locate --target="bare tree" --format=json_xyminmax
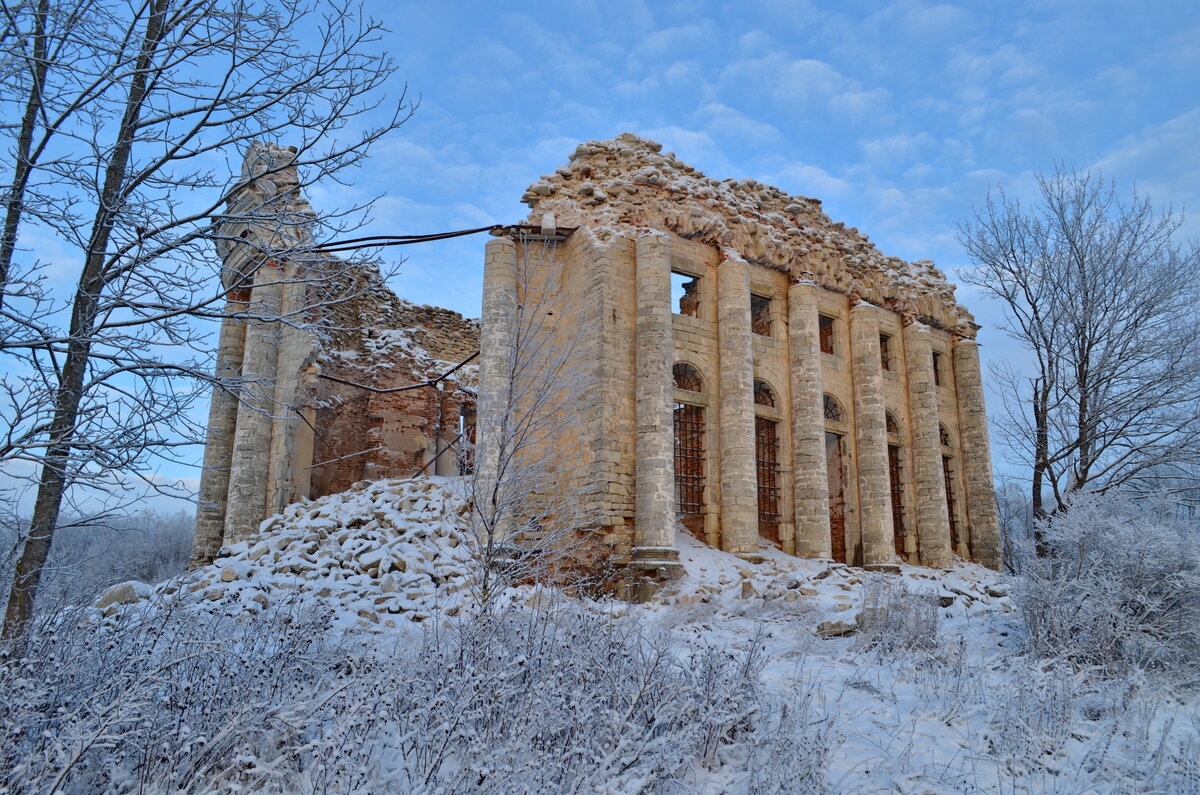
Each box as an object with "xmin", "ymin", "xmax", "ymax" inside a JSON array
[
  {"xmin": 0, "ymin": 0, "xmax": 410, "ymax": 639},
  {"xmin": 467, "ymin": 231, "xmax": 591, "ymax": 609},
  {"xmin": 958, "ymin": 167, "xmax": 1200, "ymax": 518}
]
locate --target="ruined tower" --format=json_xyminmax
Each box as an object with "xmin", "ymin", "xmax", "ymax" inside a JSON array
[{"xmin": 191, "ymin": 144, "xmax": 479, "ymax": 566}]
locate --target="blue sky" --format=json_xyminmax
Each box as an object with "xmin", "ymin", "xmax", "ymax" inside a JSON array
[
  {"xmin": 324, "ymin": 0, "xmax": 1199, "ymax": 330},
  {"xmin": 11, "ymin": 0, "xmax": 1195, "ymax": 511},
  {"xmin": 301, "ymin": 0, "xmax": 1198, "ymax": 480}
]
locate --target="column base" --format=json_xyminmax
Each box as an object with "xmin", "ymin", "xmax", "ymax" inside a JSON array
[
  {"xmin": 629, "ymin": 546, "xmax": 685, "ymax": 580},
  {"xmin": 864, "ymin": 563, "xmax": 902, "ymax": 575}
]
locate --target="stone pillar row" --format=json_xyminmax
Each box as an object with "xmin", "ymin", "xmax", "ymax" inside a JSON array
[
  {"xmin": 787, "ymin": 278, "xmax": 831, "ymax": 558},
  {"xmin": 223, "ymin": 263, "xmax": 284, "ymax": 545},
  {"xmin": 474, "ymin": 237, "xmax": 519, "ymax": 544},
  {"xmin": 953, "ymin": 338, "xmax": 1002, "ymax": 570},
  {"xmin": 903, "ymin": 320, "xmax": 953, "ymax": 568},
  {"xmin": 715, "ymin": 252, "xmax": 760, "ymax": 560},
  {"xmin": 631, "ymin": 232, "xmax": 681, "ymax": 573},
  {"xmin": 190, "ymin": 287, "xmax": 250, "ymax": 565},
  {"xmin": 849, "ymin": 303, "xmax": 895, "ymax": 566}
]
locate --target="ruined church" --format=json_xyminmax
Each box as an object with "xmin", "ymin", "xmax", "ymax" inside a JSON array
[
  {"xmin": 195, "ymin": 134, "xmax": 1001, "ymax": 574},
  {"xmin": 475, "ymin": 134, "xmax": 1000, "ymax": 574}
]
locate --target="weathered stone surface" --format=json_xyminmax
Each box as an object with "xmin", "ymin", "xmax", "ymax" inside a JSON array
[
  {"xmin": 192, "ymin": 145, "xmax": 478, "ymax": 566},
  {"xmin": 95, "ymin": 581, "xmax": 147, "ymax": 609}
]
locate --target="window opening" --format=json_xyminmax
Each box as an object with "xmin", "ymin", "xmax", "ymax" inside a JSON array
[
  {"xmin": 939, "ymin": 423, "xmax": 952, "ymax": 448},
  {"xmin": 673, "ymin": 362, "xmax": 703, "ymax": 392},
  {"xmin": 932, "ymin": 351, "xmax": 943, "ymax": 386},
  {"xmin": 750, "ymin": 293, "xmax": 772, "ymax": 336},
  {"xmin": 880, "ymin": 333, "xmax": 892, "ymax": 370},
  {"xmin": 674, "ymin": 402, "xmax": 705, "ymax": 539},
  {"xmin": 885, "ymin": 410, "xmax": 900, "ymax": 436},
  {"xmin": 819, "ymin": 315, "xmax": 835, "ymax": 355},
  {"xmin": 756, "ymin": 417, "xmax": 781, "ymax": 544},
  {"xmin": 753, "ymin": 379, "xmax": 776, "ymax": 407},
  {"xmin": 823, "ymin": 394, "xmax": 844, "ymax": 423},
  {"xmin": 671, "ymin": 271, "xmax": 700, "ymax": 318}
]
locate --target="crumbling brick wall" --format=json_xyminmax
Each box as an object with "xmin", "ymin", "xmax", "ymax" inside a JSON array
[{"xmin": 191, "ymin": 141, "xmax": 479, "ymax": 566}]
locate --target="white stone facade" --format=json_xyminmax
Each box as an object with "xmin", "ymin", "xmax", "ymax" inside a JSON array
[{"xmin": 476, "ymin": 134, "xmax": 1002, "ymax": 572}]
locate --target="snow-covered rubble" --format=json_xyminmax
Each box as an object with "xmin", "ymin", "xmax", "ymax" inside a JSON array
[
  {"xmin": 100, "ymin": 479, "xmax": 1013, "ymax": 640},
  {"xmin": 102, "ymin": 477, "xmax": 478, "ymax": 631},
  {"xmin": 647, "ymin": 530, "xmax": 1014, "ymax": 638}
]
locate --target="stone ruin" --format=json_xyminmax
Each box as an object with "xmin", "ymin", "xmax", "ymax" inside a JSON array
[
  {"xmin": 191, "ymin": 142, "xmax": 478, "ymax": 566},
  {"xmin": 195, "ymin": 134, "xmax": 1001, "ymax": 576},
  {"xmin": 474, "ymin": 133, "xmax": 1001, "ymax": 575}
]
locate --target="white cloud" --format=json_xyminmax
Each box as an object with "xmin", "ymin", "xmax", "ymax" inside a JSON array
[{"xmin": 771, "ymin": 162, "xmax": 853, "ymax": 198}]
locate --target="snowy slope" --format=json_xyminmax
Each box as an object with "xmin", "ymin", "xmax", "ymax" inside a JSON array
[{"xmin": 85, "ymin": 476, "xmax": 1198, "ymax": 794}]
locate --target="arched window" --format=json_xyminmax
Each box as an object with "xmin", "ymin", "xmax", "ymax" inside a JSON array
[
  {"xmin": 885, "ymin": 410, "xmax": 900, "ymax": 436},
  {"xmin": 823, "ymin": 394, "xmax": 845, "ymax": 423},
  {"xmin": 673, "ymin": 362, "xmax": 704, "ymax": 393},
  {"xmin": 753, "ymin": 379, "xmax": 777, "ymax": 407}
]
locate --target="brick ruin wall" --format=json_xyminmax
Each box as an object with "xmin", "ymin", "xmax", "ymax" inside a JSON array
[
  {"xmin": 307, "ymin": 287, "xmax": 480, "ymax": 498},
  {"xmin": 192, "ymin": 141, "xmax": 479, "ymax": 563}
]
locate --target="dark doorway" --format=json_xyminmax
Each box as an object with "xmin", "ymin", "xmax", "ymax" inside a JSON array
[
  {"xmin": 825, "ymin": 431, "xmax": 847, "ymax": 563},
  {"xmin": 755, "ymin": 417, "xmax": 781, "ymax": 544},
  {"xmin": 674, "ymin": 402, "xmax": 705, "ymax": 540},
  {"xmin": 943, "ymin": 455, "xmax": 959, "ymax": 553},
  {"xmin": 888, "ymin": 444, "xmax": 906, "ymax": 559}
]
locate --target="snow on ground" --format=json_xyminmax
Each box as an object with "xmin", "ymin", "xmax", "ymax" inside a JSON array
[
  {"xmin": 90, "ymin": 476, "xmax": 1198, "ymax": 793},
  {"xmin": 112, "ymin": 477, "xmax": 478, "ymax": 632}
]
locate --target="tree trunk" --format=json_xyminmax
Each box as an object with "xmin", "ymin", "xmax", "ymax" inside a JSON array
[
  {"xmin": 1031, "ymin": 376, "xmax": 1050, "ymax": 556},
  {"xmin": 0, "ymin": 0, "xmax": 50, "ymax": 310},
  {"xmin": 1, "ymin": 0, "xmax": 167, "ymax": 641}
]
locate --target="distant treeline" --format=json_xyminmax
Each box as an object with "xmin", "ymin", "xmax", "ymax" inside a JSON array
[{"xmin": 1, "ymin": 511, "xmax": 194, "ymax": 613}]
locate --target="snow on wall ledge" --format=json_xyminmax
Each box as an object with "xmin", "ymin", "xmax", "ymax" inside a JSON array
[{"xmin": 522, "ymin": 132, "xmax": 976, "ymax": 336}]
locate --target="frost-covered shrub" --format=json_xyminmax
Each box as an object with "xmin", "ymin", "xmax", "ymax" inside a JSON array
[
  {"xmin": 0, "ymin": 509, "xmax": 194, "ymax": 615},
  {"xmin": 0, "ymin": 597, "xmax": 346, "ymax": 793},
  {"xmin": 0, "ymin": 595, "xmax": 829, "ymax": 793},
  {"xmin": 854, "ymin": 574, "xmax": 940, "ymax": 657},
  {"xmin": 1011, "ymin": 492, "xmax": 1200, "ymax": 677},
  {"xmin": 378, "ymin": 602, "xmax": 828, "ymax": 793}
]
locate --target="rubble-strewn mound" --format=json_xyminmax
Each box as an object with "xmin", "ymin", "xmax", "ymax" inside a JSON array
[
  {"xmin": 522, "ymin": 132, "xmax": 975, "ymax": 335},
  {"xmin": 102, "ymin": 476, "xmax": 1013, "ymax": 638},
  {"xmin": 123, "ymin": 477, "xmax": 478, "ymax": 630}
]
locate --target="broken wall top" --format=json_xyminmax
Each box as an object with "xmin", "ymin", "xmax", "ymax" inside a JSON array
[
  {"xmin": 521, "ymin": 133, "xmax": 976, "ymax": 336},
  {"xmin": 220, "ymin": 142, "xmax": 480, "ymax": 379}
]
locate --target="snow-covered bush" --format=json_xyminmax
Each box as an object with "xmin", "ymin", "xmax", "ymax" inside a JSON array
[
  {"xmin": 0, "ymin": 509, "xmax": 194, "ymax": 615},
  {"xmin": 0, "ymin": 596, "xmax": 346, "ymax": 792},
  {"xmin": 1011, "ymin": 492, "xmax": 1200, "ymax": 678},
  {"xmin": 0, "ymin": 592, "xmax": 829, "ymax": 793},
  {"xmin": 853, "ymin": 574, "xmax": 940, "ymax": 657},
  {"xmin": 375, "ymin": 600, "xmax": 828, "ymax": 792}
]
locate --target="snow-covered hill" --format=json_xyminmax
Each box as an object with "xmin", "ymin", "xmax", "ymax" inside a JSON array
[{"xmin": 18, "ymin": 477, "xmax": 1198, "ymax": 793}]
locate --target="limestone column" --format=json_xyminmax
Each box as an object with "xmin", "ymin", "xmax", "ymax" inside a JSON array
[
  {"xmin": 953, "ymin": 337, "xmax": 1002, "ymax": 570},
  {"xmin": 631, "ymin": 232, "xmax": 680, "ymax": 573},
  {"xmin": 265, "ymin": 262, "xmax": 308, "ymax": 517},
  {"xmin": 787, "ymin": 277, "xmax": 831, "ymax": 558},
  {"xmin": 191, "ymin": 287, "xmax": 250, "ymax": 565},
  {"xmin": 224, "ymin": 262, "xmax": 284, "ymax": 544},
  {"xmin": 850, "ymin": 303, "xmax": 896, "ymax": 566},
  {"xmin": 474, "ymin": 236, "xmax": 519, "ymax": 541},
  {"xmin": 902, "ymin": 320, "xmax": 953, "ymax": 567},
  {"xmin": 717, "ymin": 252, "xmax": 759, "ymax": 558}
]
